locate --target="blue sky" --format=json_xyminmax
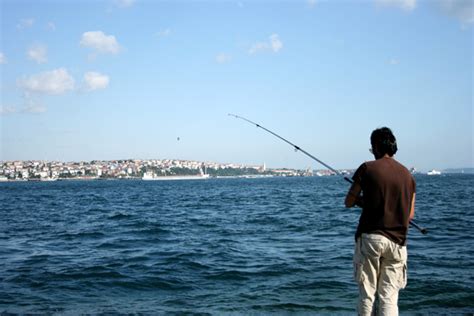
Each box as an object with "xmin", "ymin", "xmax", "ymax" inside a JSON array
[{"xmin": 1, "ymin": 0, "xmax": 472, "ymax": 171}]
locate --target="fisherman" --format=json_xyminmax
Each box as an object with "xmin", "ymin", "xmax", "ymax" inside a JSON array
[{"xmin": 345, "ymin": 127, "xmax": 416, "ymax": 316}]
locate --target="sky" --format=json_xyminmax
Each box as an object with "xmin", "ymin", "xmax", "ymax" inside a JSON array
[{"xmin": 0, "ymin": 0, "xmax": 472, "ymax": 171}]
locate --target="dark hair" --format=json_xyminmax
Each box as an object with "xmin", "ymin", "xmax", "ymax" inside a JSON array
[{"xmin": 370, "ymin": 127, "xmax": 398, "ymax": 156}]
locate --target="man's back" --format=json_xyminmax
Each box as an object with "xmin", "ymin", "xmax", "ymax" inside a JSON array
[{"xmin": 354, "ymin": 156, "xmax": 416, "ymax": 245}]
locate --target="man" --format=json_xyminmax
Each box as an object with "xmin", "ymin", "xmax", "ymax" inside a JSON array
[{"xmin": 345, "ymin": 127, "xmax": 416, "ymax": 316}]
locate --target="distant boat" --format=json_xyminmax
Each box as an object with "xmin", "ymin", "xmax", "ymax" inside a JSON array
[
  {"xmin": 427, "ymin": 169, "xmax": 442, "ymax": 176},
  {"xmin": 0, "ymin": 176, "xmax": 8, "ymax": 182},
  {"xmin": 142, "ymin": 167, "xmax": 210, "ymax": 181},
  {"xmin": 142, "ymin": 173, "xmax": 210, "ymax": 181}
]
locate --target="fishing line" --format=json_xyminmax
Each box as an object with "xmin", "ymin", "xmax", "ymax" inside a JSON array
[{"xmin": 229, "ymin": 113, "xmax": 428, "ymax": 235}]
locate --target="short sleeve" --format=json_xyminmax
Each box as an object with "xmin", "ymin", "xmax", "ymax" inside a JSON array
[{"xmin": 352, "ymin": 163, "xmax": 367, "ymax": 185}]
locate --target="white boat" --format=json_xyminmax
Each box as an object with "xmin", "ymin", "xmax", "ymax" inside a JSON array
[
  {"xmin": 142, "ymin": 173, "xmax": 210, "ymax": 181},
  {"xmin": 142, "ymin": 167, "xmax": 210, "ymax": 181},
  {"xmin": 427, "ymin": 169, "xmax": 442, "ymax": 175},
  {"xmin": 0, "ymin": 176, "xmax": 8, "ymax": 182}
]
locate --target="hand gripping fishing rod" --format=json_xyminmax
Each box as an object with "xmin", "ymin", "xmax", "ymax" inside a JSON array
[{"xmin": 229, "ymin": 113, "xmax": 428, "ymax": 235}]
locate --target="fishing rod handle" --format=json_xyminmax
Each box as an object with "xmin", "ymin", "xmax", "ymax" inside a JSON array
[{"xmin": 409, "ymin": 220, "xmax": 428, "ymax": 235}]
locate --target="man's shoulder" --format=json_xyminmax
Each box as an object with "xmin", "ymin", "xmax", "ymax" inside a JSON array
[
  {"xmin": 390, "ymin": 159, "xmax": 412, "ymax": 174},
  {"xmin": 368, "ymin": 158, "xmax": 413, "ymax": 175}
]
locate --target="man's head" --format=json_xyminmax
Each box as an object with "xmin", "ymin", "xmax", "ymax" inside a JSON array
[{"xmin": 370, "ymin": 127, "xmax": 398, "ymax": 158}]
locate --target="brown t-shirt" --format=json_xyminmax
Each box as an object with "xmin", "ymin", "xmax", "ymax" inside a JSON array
[{"xmin": 353, "ymin": 157, "xmax": 416, "ymax": 246}]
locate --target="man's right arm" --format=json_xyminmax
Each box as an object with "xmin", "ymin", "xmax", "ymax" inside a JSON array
[
  {"xmin": 345, "ymin": 181, "xmax": 362, "ymax": 208},
  {"xmin": 345, "ymin": 163, "xmax": 366, "ymax": 208}
]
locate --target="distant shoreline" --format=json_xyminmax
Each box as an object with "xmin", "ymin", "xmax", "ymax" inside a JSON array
[{"xmin": 1, "ymin": 172, "xmax": 472, "ymax": 184}]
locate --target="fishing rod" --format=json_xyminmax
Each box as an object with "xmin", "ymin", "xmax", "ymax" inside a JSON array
[{"xmin": 229, "ymin": 113, "xmax": 428, "ymax": 235}]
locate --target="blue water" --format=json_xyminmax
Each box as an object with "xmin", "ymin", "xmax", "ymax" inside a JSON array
[{"xmin": 1, "ymin": 175, "xmax": 473, "ymax": 314}]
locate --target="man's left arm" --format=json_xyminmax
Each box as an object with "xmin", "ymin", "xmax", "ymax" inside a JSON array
[{"xmin": 409, "ymin": 193, "xmax": 416, "ymax": 220}]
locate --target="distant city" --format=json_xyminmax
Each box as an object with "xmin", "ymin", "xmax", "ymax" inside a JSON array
[
  {"xmin": 0, "ymin": 159, "xmax": 351, "ymax": 182},
  {"xmin": 0, "ymin": 159, "xmax": 471, "ymax": 182}
]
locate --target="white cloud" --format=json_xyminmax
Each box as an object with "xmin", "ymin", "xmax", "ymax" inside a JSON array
[
  {"xmin": 249, "ymin": 34, "xmax": 283, "ymax": 54},
  {"xmin": 374, "ymin": 0, "xmax": 417, "ymax": 11},
  {"xmin": 115, "ymin": 0, "xmax": 136, "ymax": 8},
  {"xmin": 0, "ymin": 52, "xmax": 6, "ymax": 64},
  {"xmin": 17, "ymin": 18, "xmax": 35, "ymax": 29},
  {"xmin": 249, "ymin": 41, "xmax": 269, "ymax": 55},
  {"xmin": 0, "ymin": 105, "xmax": 17, "ymax": 115},
  {"xmin": 438, "ymin": 0, "xmax": 474, "ymax": 24},
  {"xmin": 80, "ymin": 31, "xmax": 120, "ymax": 54},
  {"xmin": 0, "ymin": 102, "xmax": 47, "ymax": 115},
  {"xmin": 389, "ymin": 58, "xmax": 400, "ymax": 65},
  {"xmin": 307, "ymin": 0, "xmax": 318, "ymax": 8},
  {"xmin": 21, "ymin": 96, "xmax": 46, "ymax": 114},
  {"xmin": 18, "ymin": 68, "xmax": 75, "ymax": 95},
  {"xmin": 269, "ymin": 34, "xmax": 283, "ymax": 52},
  {"xmin": 216, "ymin": 53, "xmax": 232, "ymax": 64},
  {"xmin": 23, "ymin": 101, "xmax": 47, "ymax": 114},
  {"xmin": 157, "ymin": 28, "xmax": 172, "ymax": 37},
  {"xmin": 47, "ymin": 22, "xmax": 56, "ymax": 31},
  {"xmin": 28, "ymin": 43, "xmax": 48, "ymax": 64},
  {"xmin": 83, "ymin": 72, "xmax": 110, "ymax": 91}
]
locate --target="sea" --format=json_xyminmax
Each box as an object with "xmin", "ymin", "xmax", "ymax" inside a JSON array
[{"xmin": 1, "ymin": 174, "xmax": 473, "ymax": 315}]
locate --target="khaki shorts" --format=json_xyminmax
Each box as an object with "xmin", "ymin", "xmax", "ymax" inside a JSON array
[{"xmin": 354, "ymin": 233, "xmax": 407, "ymax": 316}]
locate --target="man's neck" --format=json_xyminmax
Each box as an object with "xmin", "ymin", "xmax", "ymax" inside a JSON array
[{"xmin": 375, "ymin": 154, "xmax": 392, "ymax": 160}]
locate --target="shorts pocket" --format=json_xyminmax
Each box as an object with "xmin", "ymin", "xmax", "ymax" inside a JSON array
[
  {"xmin": 394, "ymin": 245, "xmax": 407, "ymax": 262},
  {"xmin": 354, "ymin": 261, "xmax": 365, "ymax": 285},
  {"xmin": 398, "ymin": 263, "xmax": 407, "ymax": 289},
  {"xmin": 354, "ymin": 239, "xmax": 364, "ymax": 284}
]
